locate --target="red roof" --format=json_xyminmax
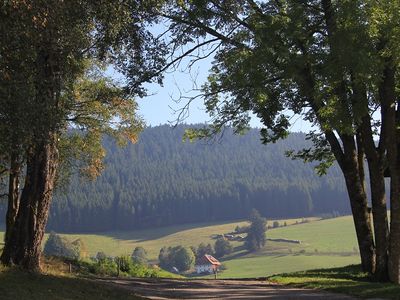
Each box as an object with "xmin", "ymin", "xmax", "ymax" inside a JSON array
[{"xmin": 196, "ymin": 254, "xmax": 221, "ymax": 266}]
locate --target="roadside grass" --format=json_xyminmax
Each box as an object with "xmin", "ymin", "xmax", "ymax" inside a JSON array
[
  {"xmin": 269, "ymin": 265, "xmax": 400, "ymax": 299},
  {"xmin": 0, "ymin": 263, "xmax": 145, "ymax": 300}
]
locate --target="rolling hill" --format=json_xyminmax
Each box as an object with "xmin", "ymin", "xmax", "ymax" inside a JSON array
[{"xmin": 0, "ymin": 125, "xmax": 351, "ymax": 232}]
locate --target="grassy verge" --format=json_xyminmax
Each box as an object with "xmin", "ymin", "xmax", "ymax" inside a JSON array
[
  {"xmin": 269, "ymin": 265, "xmax": 400, "ymax": 299},
  {"xmin": 0, "ymin": 265, "xmax": 144, "ymax": 300}
]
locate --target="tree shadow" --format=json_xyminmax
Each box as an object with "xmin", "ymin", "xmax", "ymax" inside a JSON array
[{"xmin": 95, "ymin": 220, "xmax": 237, "ymax": 242}]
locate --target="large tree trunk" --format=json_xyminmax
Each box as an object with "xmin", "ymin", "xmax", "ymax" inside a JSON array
[
  {"xmin": 381, "ymin": 64, "xmax": 400, "ymax": 283},
  {"xmin": 341, "ymin": 161, "xmax": 376, "ymax": 273},
  {"xmin": 0, "ymin": 135, "xmax": 58, "ymax": 271},
  {"xmin": 368, "ymin": 160, "xmax": 389, "ymax": 280},
  {"xmin": 358, "ymin": 117, "xmax": 389, "ymax": 281},
  {"xmin": 4, "ymin": 151, "xmax": 21, "ymax": 245}
]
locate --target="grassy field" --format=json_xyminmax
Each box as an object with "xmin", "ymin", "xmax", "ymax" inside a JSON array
[
  {"xmin": 0, "ymin": 263, "xmax": 144, "ymax": 300},
  {"xmin": 269, "ymin": 265, "xmax": 400, "ymax": 299},
  {"xmin": 0, "ymin": 216, "xmax": 361, "ymax": 278},
  {"xmin": 220, "ymin": 255, "xmax": 358, "ymax": 279},
  {"xmin": 0, "ymin": 217, "xmax": 319, "ymax": 259}
]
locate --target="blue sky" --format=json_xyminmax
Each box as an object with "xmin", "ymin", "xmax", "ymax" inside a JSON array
[
  {"xmin": 107, "ymin": 39, "xmax": 312, "ymax": 132},
  {"xmin": 139, "ymin": 67, "xmax": 312, "ymax": 132}
]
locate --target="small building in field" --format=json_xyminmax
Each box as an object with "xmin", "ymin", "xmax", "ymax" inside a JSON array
[{"xmin": 195, "ymin": 254, "xmax": 221, "ymax": 274}]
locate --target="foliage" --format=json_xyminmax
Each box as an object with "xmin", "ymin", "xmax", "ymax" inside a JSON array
[
  {"xmin": 158, "ymin": 245, "xmax": 195, "ymax": 272},
  {"xmin": 0, "ymin": 0, "xmax": 167, "ymax": 270},
  {"xmin": 234, "ymin": 225, "xmax": 249, "ymax": 234},
  {"xmin": 272, "ymin": 221, "xmax": 280, "ymax": 228},
  {"xmin": 245, "ymin": 210, "xmax": 267, "ymax": 252},
  {"xmin": 214, "ymin": 238, "xmax": 233, "ymax": 258},
  {"xmin": 43, "ymin": 232, "xmax": 79, "ymax": 259},
  {"xmin": 131, "ymin": 246, "xmax": 148, "ymax": 265},
  {"xmin": 71, "ymin": 238, "xmax": 89, "ymax": 259},
  {"xmin": 196, "ymin": 243, "xmax": 214, "ymax": 259},
  {"xmin": 95, "ymin": 251, "xmax": 107, "ymax": 262},
  {"xmin": 0, "ymin": 267, "xmax": 144, "ymax": 300},
  {"xmin": 15, "ymin": 125, "xmax": 351, "ymax": 233}
]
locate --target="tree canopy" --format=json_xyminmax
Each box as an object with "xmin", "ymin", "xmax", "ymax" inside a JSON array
[
  {"xmin": 160, "ymin": 0, "xmax": 400, "ymax": 282},
  {"xmin": 0, "ymin": 0, "xmax": 164, "ymax": 271}
]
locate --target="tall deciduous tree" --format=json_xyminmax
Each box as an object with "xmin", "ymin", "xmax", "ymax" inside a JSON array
[
  {"xmin": 0, "ymin": 0, "xmax": 163, "ymax": 271},
  {"xmin": 161, "ymin": 0, "xmax": 400, "ymax": 282},
  {"xmin": 245, "ymin": 209, "xmax": 266, "ymax": 252}
]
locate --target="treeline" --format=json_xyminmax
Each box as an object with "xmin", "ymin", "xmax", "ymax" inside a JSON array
[{"xmin": 1, "ymin": 125, "xmax": 350, "ymax": 232}]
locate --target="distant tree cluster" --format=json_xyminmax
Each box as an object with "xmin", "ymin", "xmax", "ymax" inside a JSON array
[
  {"xmin": 193, "ymin": 243, "xmax": 214, "ymax": 259},
  {"xmin": 131, "ymin": 247, "xmax": 148, "ymax": 265},
  {"xmin": 245, "ymin": 210, "xmax": 267, "ymax": 252},
  {"xmin": 158, "ymin": 246, "xmax": 195, "ymax": 272},
  {"xmin": 43, "ymin": 232, "xmax": 87, "ymax": 260},
  {"xmin": 214, "ymin": 238, "xmax": 233, "ymax": 258}
]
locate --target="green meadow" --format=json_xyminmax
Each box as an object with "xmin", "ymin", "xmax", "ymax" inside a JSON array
[{"xmin": 0, "ymin": 216, "xmax": 360, "ymax": 278}]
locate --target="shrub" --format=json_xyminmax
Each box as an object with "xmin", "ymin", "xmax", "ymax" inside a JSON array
[
  {"xmin": 158, "ymin": 246, "xmax": 195, "ymax": 272},
  {"xmin": 234, "ymin": 225, "xmax": 249, "ymax": 234},
  {"xmin": 272, "ymin": 221, "xmax": 280, "ymax": 228},
  {"xmin": 71, "ymin": 238, "xmax": 88, "ymax": 259},
  {"xmin": 96, "ymin": 251, "xmax": 107, "ymax": 262},
  {"xmin": 43, "ymin": 232, "xmax": 79, "ymax": 259},
  {"xmin": 214, "ymin": 238, "xmax": 233, "ymax": 258},
  {"xmin": 92, "ymin": 257, "xmax": 119, "ymax": 276},
  {"xmin": 245, "ymin": 209, "xmax": 267, "ymax": 252},
  {"xmin": 196, "ymin": 243, "xmax": 214, "ymax": 259},
  {"xmin": 131, "ymin": 246, "xmax": 148, "ymax": 265}
]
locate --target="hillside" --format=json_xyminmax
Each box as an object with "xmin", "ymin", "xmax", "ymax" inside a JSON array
[
  {"xmin": 1, "ymin": 125, "xmax": 350, "ymax": 232},
  {"xmin": 0, "ymin": 215, "xmax": 361, "ymax": 278}
]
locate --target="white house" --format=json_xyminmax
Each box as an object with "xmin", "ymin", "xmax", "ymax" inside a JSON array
[{"xmin": 195, "ymin": 254, "xmax": 221, "ymax": 274}]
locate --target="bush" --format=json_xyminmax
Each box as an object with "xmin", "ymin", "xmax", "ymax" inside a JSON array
[
  {"xmin": 234, "ymin": 225, "xmax": 249, "ymax": 234},
  {"xmin": 272, "ymin": 221, "xmax": 280, "ymax": 228},
  {"xmin": 131, "ymin": 246, "xmax": 148, "ymax": 265},
  {"xmin": 92, "ymin": 257, "xmax": 119, "ymax": 276},
  {"xmin": 116, "ymin": 255, "xmax": 132, "ymax": 273},
  {"xmin": 96, "ymin": 251, "xmax": 107, "ymax": 262},
  {"xmin": 158, "ymin": 246, "xmax": 195, "ymax": 272},
  {"xmin": 196, "ymin": 243, "xmax": 214, "ymax": 259},
  {"xmin": 71, "ymin": 238, "xmax": 88, "ymax": 259},
  {"xmin": 43, "ymin": 232, "xmax": 79, "ymax": 259},
  {"xmin": 245, "ymin": 209, "xmax": 267, "ymax": 252},
  {"xmin": 214, "ymin": 238, "xmax": 233, "ymax": 258}
]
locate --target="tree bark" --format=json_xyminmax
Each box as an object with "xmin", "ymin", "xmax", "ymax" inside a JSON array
[
  {"xmin": 340, "ymin": 137, "xmax": 376, "ymax": 274},
  {"xmin": 0, "ymin": 135, "xmax": 58, "ymax": 271},
  {"xmin": 4, "ymin": 151, "xmax": 21, "ymax": 245},
  {"xmin": 379, "ymin": 64, "xmax": 400, "ymax": 283},
  {"xmin": 367, "ymin": 159, "xmax": 389, "ymax": 280},
  {"xmin": 358, "ymin": 116, "xmax": 389, "ymax": 281}
]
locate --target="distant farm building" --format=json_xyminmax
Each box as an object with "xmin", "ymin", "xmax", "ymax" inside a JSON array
[{"xmin": 195, "ymin": 254, "xmax": 221, "ymax": 274}]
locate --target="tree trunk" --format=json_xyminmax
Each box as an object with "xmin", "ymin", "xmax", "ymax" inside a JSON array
[
  {"xmin": 0, "ymin": 135, "xmax": 58, "ymax": 271},
  {"xmin": 358, "ymin": 118, "xmax": 389, "ymax": 281},
  {"xmin": 4, "ymin": 151, "xmax": 21, "ymax": 244},
  {"xmin": 341, "ymin": 163, "xmax": 376, "ymax": 274},
  {"xmin": 381, "ymin": 66, "xmax": 400, "ymax": 283},
  {"xmin": 368, "ymin": 160, "xmax": 389, "ymax": 281}
]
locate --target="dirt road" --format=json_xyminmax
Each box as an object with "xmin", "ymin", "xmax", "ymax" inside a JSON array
[{"xmin": 96, "ymin": 278, "xmax": 358, "ymax": 299}]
